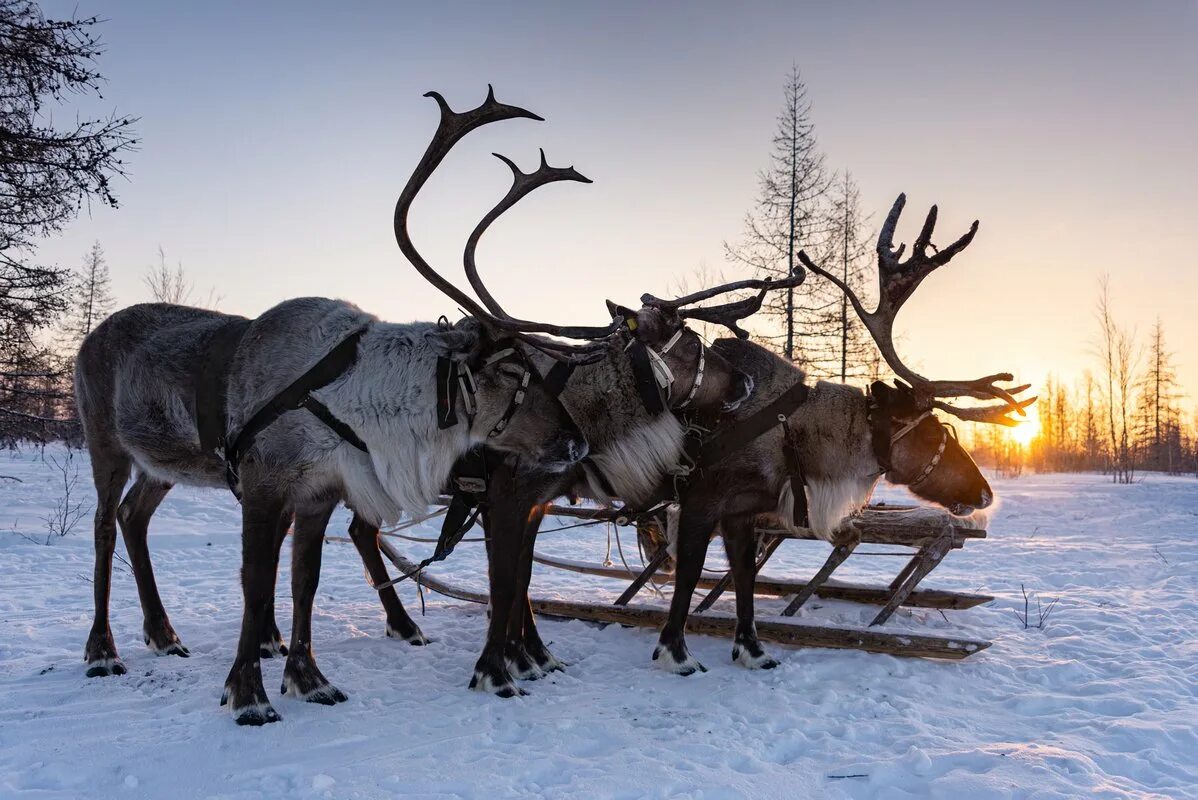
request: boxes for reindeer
[648,194,1035,674]
[338,88,803,697]
[74,90,626,725]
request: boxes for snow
[1,445,1196,799]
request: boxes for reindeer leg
[506,504,554,680]
[258,515,289,658]
[116,475,185,657]
[281,502,347,705]
[84,450,132,677]
[654,502,715,676]
[222,495,289,725]
[725,520,778,670]
[347,513,428,644]
[470,461,529,697]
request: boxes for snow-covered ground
[1,446,1195,800]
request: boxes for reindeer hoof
[386,622,430,646]
[282,656,348,706]
[653,643,707,676]
[733,644,779,670]
[85,657,127,678]
[469,670,528,698]
[234,702,282,726]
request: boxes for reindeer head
[425,320,586,471]
[799,195,1035,516]
[602,272,806,416]
[395,87,619,473]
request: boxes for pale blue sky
[37,1,1198,397]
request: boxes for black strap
[377,448,490,591]
[779,416,810,527]
[195,318,252,455]
[542,359,576,397]
[302,396,368,452]
[698,380,810,466]
[616,380,812,524]
[225,326,369,494]
[625,340,667,415]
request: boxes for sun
[1007,412,1040,446]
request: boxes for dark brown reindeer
[649,194,1034,674]
[343,88,804,697]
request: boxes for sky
[36,1,1198,408]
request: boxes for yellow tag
[626,317,638,331]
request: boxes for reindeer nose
[567,437,589,464]
[978,488,993,509]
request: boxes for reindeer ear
[870,380,893,403]
[893,379,913,393]
[605,300,639,331]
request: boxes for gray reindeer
[73,86,639,722]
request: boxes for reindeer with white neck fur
[649,194,1035,675]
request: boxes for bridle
[437,341,543,440]
[625,325,709,414]
[868,399,951,489]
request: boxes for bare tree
[822,171,874,382]
[725,65,832,365]
[0,1,136,443]
[61,240,113,348]
[143,245,193,304]
[143,245,222,308]
[1136,318,1179,472]
[1094,277,1139,484]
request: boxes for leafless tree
[725,65,832,364]
[0,1,136,443]
[61,240,114,348]
[1094,277,1139,484]
[143,245,222,308]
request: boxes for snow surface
[1,446,1196,799]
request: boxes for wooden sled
[367,502,994,661]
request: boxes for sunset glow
[1007,413,1041,447]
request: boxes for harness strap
[373,447,491,592]
[779,414,810,527]
[618,380,812,524]
[697,380,810,466]
[225,326,369,495]
[625,339,667,415]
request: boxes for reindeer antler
[639,271,807,339]
[462,149,621,344]
[797,194,1034,425]
[394,86,614,363]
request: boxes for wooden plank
[530,553,993,609]
[613,546,671,606]
[378,549,990,660]
[531,599,990,660]
[692,535,784,614]
[871,535,954,626]
[780,540,856,616]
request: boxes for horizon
[34,1,1198,413]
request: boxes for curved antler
[797,194,1034,425]
[394,86,612,362]
[639,272,807,339]
[462,149,621,341]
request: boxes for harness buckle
[454,476,487,494]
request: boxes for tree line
[723,66,1194,481]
